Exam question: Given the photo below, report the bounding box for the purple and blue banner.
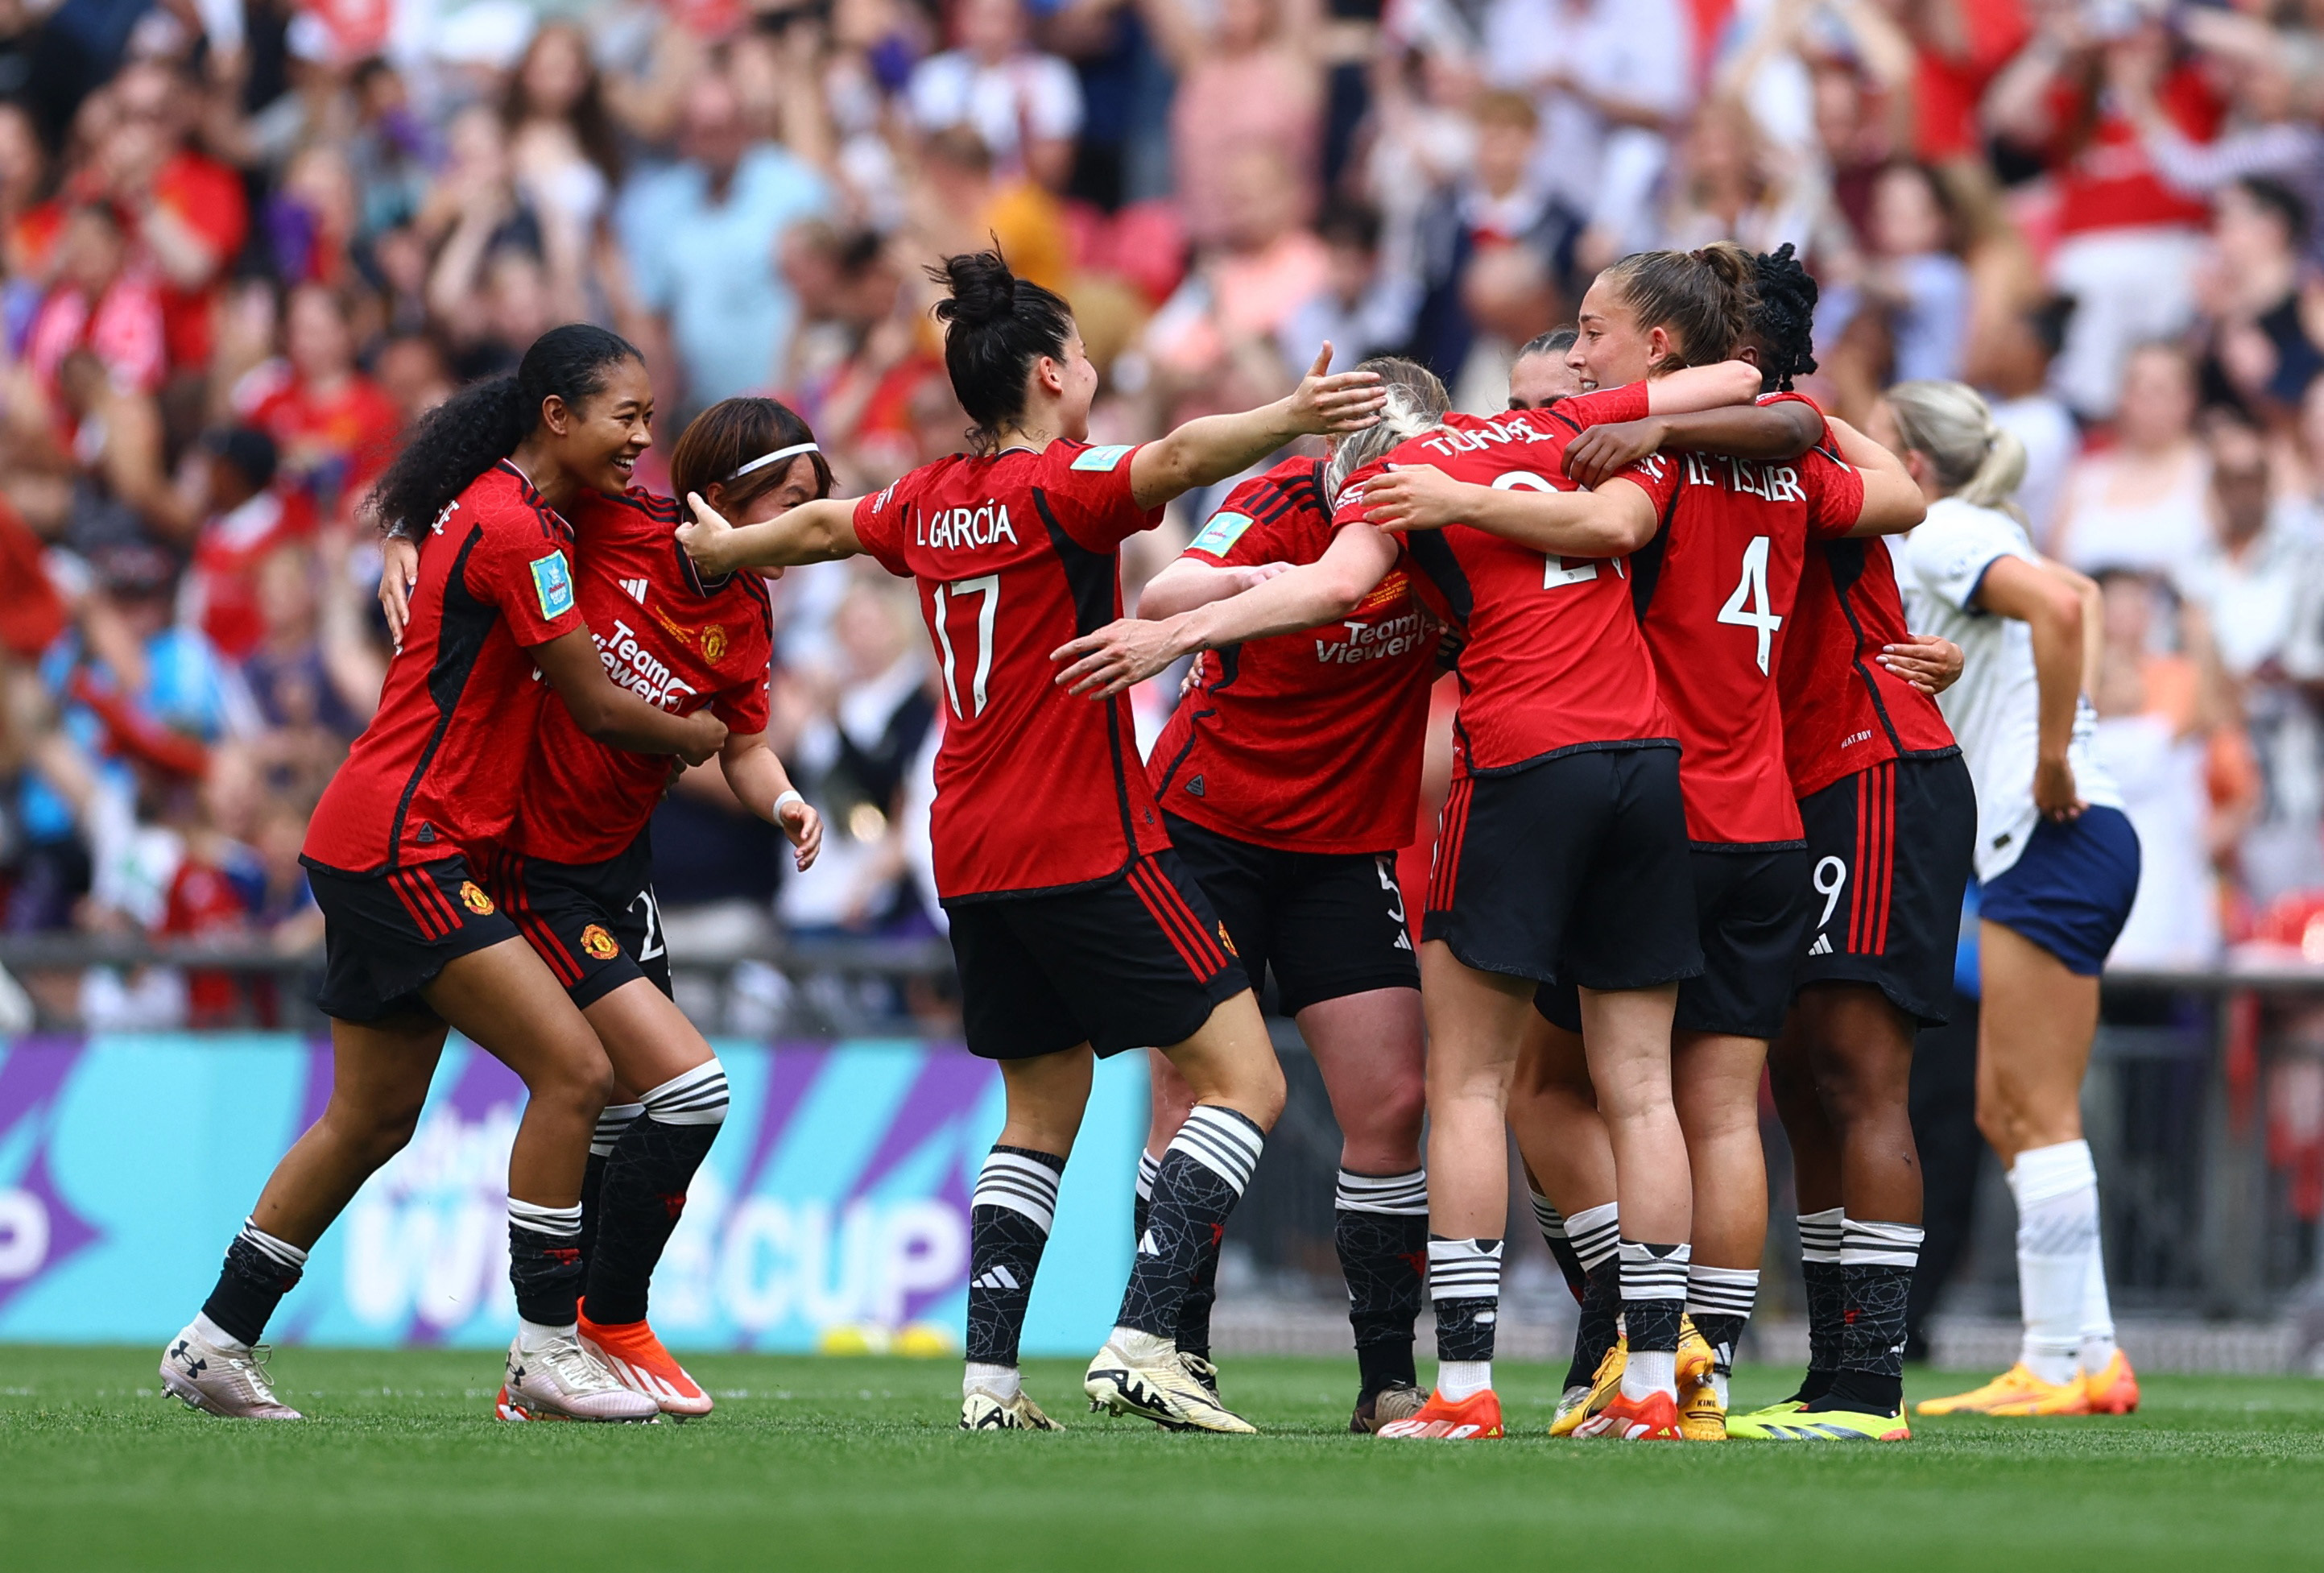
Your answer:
[0,1034,1143,1354]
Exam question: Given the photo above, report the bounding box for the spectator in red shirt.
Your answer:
[234,284,403,520]
[96,60,248,375]
[183,427,320,665]
[23,202,165,397]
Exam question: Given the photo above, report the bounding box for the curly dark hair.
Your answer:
[929,249,1077,454]
[366,323,640,536]
[1748,243,1819,393]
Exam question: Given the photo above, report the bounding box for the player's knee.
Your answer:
[1343,1066,1425,1165]
[325,1094,428,1168]
[531,1035,618,1115]
[1234,1053,1288,1132]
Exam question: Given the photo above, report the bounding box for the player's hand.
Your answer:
[1282,342,1387,437]
[778,794,824,871]
[1228,561,1294,592]
[1878,634,1965,695]
[680,491,737,578]
[2034,755,2084,822]
[677,710,728,768]
[1359,465,1467,531]
[1562,418,1668,490]
[1051,617,1185,698]
[378,535,420,652]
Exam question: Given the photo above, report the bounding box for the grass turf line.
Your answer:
[3,1346,2320,1571]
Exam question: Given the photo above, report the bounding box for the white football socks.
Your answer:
[2010,1140,2099,1388]
[965,1362,1021,1401]
[1437,1360,1492,1402]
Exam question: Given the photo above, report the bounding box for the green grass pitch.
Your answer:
[4,1347,2320,1571]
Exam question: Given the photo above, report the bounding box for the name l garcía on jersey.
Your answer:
[1317,608,1428,664]
[1682,452,1807,502]
[915,501,1019,551]
[597,616,698,710]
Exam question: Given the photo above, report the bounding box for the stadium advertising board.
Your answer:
[0,1033,1141,1354]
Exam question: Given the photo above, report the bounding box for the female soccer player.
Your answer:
[1046,358,1453,1434]
[1366,244,1927,1439]
[378,397,829,1419]
[1884,380,2143,1420]
[161,325,726,1422]
[678,250,1387,1434]
[1048,349,1770,1432]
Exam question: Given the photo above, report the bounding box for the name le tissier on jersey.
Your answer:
[852,441,1174,900]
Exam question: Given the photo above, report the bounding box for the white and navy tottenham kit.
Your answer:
[1900,497,2140,975]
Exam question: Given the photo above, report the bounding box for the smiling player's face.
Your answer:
[735,456,821,525]
[557,357,655,497]
[1571,277,1656,391]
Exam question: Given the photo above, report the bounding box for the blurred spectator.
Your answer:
[1143,0,1322,250]
[1974,292,2079,548]
[905,0,1081,191]
[2051,342,2210,576]
[2184,417,2324,906]
[25,202,163,396]
[232,284,401,520]
[618,71,833,410]
[2192,176,2324,417]
[1480,0,1687,275]
[1280,199,1418,375]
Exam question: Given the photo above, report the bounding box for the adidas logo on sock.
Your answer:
[972,1267,1021,1291]
[1137,1229,1159,1256]
[1808,933,1833,956]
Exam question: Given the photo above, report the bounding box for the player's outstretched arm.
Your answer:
[1828,416,1928,536]
[533,630,728,764]
[1128,344,1387,511]
[1052,524,1400,696]
[717,728,824,871]
[1362,465,1661,557]
[1134,557,1296,621]
[1564,401,1822,488]
[680,493,862,577]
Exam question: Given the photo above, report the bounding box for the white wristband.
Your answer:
[773,789,805,821]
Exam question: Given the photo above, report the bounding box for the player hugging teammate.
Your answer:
[163,328,825,1424]
[163,242,2137,1442]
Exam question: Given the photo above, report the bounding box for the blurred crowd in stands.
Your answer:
[17,0,2324,1032]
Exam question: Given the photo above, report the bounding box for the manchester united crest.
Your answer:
[457,881,494,915]
[581,924,620,961]
[701,624,729,663]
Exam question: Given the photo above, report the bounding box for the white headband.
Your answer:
[726,441,820,480]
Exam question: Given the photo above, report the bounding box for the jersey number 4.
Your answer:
[932,574,999,718]
[1718,535,1782,674]
[1495,471,1618,589]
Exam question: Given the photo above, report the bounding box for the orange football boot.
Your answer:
[1572,1388,1685,1440]
[1375,1388,1504,1439]
[578,1310,714,1418]
[2081,1350,2140,1415]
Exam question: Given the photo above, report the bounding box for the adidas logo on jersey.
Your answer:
[621,577,648,604]
[1809,933,1833,956]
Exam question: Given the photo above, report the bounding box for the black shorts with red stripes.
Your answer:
[1164,813,1418,1016]
[1793,751,1975,1028]
[303,852,521,1024]
[479,837,671,1011]
[1422,743,1701,990]
[944,850,1251,1060]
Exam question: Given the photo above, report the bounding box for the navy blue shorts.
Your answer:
[1976,805,2140,976]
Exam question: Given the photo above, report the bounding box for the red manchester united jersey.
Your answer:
[512,488,774,864]
[304,461,585,873]
[1780,532,1959,799]
[1331,408,1672,776]
[1148,456,1443,854]
[1607,396,1867,845]
[852,440,1172,900]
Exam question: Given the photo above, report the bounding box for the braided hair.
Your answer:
[1749,243,1818,393]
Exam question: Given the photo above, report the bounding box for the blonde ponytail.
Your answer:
[1885,379,2026,522]
[1324,357,1453,503]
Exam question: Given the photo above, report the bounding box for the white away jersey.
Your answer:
[1899,496,2121,883]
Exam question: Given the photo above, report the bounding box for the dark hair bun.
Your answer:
[933,250,1019,329]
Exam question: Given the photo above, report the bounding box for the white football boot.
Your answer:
[160,1326,302,1420]
[961,1385,1064,1430]
[1084,1329,1255,1434]
[496,1331,662,1422]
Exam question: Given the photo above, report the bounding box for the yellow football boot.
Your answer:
[2081,1350,2140,1415]
[1551,1335,1626,1438]
[1914,1363,2090,1417]
[1678,1374,1726,1440]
